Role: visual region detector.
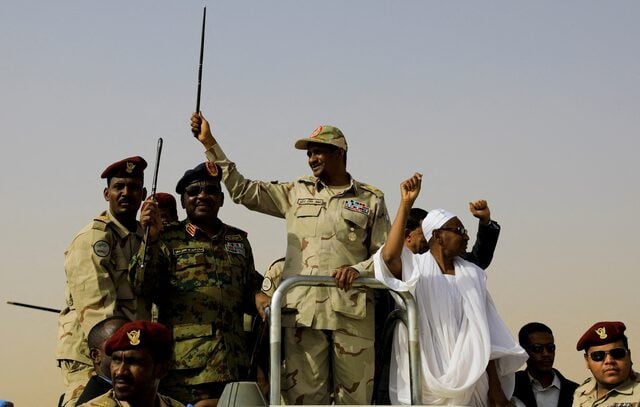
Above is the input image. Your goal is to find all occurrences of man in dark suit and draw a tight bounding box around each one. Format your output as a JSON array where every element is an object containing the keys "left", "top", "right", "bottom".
[{"left": 513, "top": 322, "right": 578, "bottom": 407}]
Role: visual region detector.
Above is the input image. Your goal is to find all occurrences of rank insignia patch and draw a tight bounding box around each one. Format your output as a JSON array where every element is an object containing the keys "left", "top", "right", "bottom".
[
  {"left": 127, "top": 329, "right": 141, "bottom": 346},
  {"left": 344, "top": 199, "right": 370, "bottom": 215}
]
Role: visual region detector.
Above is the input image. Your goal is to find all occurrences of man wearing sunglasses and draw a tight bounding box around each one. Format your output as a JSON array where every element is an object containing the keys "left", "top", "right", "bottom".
[
  {"left": 512, "top": 322, "right": 578, "bottom": 407},
  {"left": 143, "top": 162, "right": 263, "bottom": 406},
  {"left": 574, "top": 321, "right": 639, "bottom": 407}
]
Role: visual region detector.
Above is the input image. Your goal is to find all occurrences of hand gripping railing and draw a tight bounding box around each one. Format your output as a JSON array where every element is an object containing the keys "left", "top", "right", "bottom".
[{"left": 269, "top": 275, "right": 420, "bottom": 405}]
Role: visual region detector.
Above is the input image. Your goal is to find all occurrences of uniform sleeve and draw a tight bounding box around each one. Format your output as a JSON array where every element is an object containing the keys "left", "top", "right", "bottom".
[
  {"left": 64, "top": 227, "right": 118, "bottom": 336},
  {"left": 205, "top": 143, "right": 293, "bottom": 218},
  {"left": 242, "top": 238, "right": 262, "bottom": 316},
  {"left": 463, "top": 220, "right": 500, "bottom": 270},
  {"left": 350, "top": 195, "right": 391, "bottom": 277},
  {"left": 130, "top": 240, "right": 171, "bottom": 305}
]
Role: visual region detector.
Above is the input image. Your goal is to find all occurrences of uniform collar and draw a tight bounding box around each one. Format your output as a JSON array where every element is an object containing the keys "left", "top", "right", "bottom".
[
  {"left": 581, "top": 371, "right": 638, "bottom": 397},
  {"left": 105, "top": 209, "right": 143, "bottom": 239},
  {"left": 185, "top": 220, "right": 225, "bottom": 240},
  {"left": 302, "top": 173, "right": 358, "bottom": 194}
]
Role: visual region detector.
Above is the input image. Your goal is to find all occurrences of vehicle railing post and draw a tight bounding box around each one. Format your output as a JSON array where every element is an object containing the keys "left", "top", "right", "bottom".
[{"left": 269, "top": 275, "right": 420, "bottom": 406}]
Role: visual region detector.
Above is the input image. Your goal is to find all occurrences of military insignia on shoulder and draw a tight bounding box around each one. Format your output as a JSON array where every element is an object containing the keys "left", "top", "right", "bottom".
[
  {"left": 225, "top": 242, "right": 245, "bottom": 257},
  {"left": 127, "top": 329, "right": 141, "bottom": 345},
  {"left": 126, "top": 161, "right": 136, "bottom": 174},
  {"left": 225, "top": 234, "right": 244, "bottom": 242},
  {"left": 360, "top": 183, "right": 383, "bottom": 197},
  {"left": 185, "top": 223, "right": 197, "bottom": 237},
  {"left": 93, "top": 240, "right": 111, "bottom": 257},
  {"left": 344, "top": 199, "right": 370, "bottom": 215},
  {"left": 595, "top": 327, "right": 607, "bottom": 339},
  {"left": 261, "top": 277, "right": 273, "bottom": 292}
]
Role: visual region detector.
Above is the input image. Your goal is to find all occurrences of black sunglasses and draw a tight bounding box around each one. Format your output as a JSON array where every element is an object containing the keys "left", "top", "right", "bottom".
[
  {"left": 437, "top": 226, "right": 468, "bottom": 236},
  {"left": 588, "top": 348, "right": 628, "bottom": 362},
  {"left": 184, "top": 184, "right": 222, "bottom": 197},
  {"left": 527, "top": 343, "right": 556, "bottom": 354}
]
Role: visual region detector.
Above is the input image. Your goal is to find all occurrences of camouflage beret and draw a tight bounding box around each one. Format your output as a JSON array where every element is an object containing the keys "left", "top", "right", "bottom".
[
  {"left": 176, "top": 162, "right": 222, "bottom": 194},
  {"left": 154, "top": 192, "right": 177, "bottom": 210},
  {"left": 104, "top": 320, "right": 173, "bottom": 361},
  {"left": 576, "top": 321, "right": 627, "bottom": 351},
  {"left": 294, "top": 125, "right": 348, "bottom": 152},
  {"left": 101, "top": 156, "right": 147, "bottom": 179}
]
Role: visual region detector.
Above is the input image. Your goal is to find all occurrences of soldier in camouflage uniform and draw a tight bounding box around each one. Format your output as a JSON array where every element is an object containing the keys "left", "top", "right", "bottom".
[
  {"left": 149, "top": 162, "right": 262, "bottom": 405},
  {"left": 56, "top": 156, "right": 161, "bottom": 407},
  {"left": 191, "top": 113, "right": 391, "bottom": 405}
]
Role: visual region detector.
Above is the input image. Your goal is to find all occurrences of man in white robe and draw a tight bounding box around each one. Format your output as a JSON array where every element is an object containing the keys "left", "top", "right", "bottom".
[{"left": 374, "top": 173, "right": 527, "bottom": 406}]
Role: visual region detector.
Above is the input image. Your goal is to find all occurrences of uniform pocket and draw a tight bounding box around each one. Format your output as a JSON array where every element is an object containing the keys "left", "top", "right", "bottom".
[
  {"left": 293, "top": 204, "right": 322, "bottom": 237},
  {"left": 172, "top": 323, "right": 219, "bottom": 370}
]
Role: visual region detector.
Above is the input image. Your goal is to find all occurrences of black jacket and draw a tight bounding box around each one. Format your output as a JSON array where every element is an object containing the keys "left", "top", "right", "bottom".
[{"left": 513, "top": 369, "right": 579, "bottom": 407}]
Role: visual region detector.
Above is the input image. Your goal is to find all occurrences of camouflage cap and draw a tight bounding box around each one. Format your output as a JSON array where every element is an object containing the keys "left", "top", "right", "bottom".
[
  {"left": 104, "top": 320, "right": 173, "bottom": 361},
  {"left": 576, "top": 321, "right": 627, "bottom": 351},
  {"left": 176, "top": 162, "right": 222, "bottom": 194},
  {"left": 294, "top": 125, "right": 348, "bottom": 152},
  {"left": 100, "top": 156, "right": 147, "bottom": 179}
]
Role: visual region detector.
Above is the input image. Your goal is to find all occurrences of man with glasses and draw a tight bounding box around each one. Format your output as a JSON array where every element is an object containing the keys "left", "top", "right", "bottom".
[
  {"left": 145, "top": 162, "right": 262, "bottom": 406},
  {"left": 574, "top": 321, "right": 639, "bottom": 407},
  {"left": 374, "top": 173, "right": 527, "bottom": 405},
  {"left": 512, "top": 322, "right": 578, "bottom": 407}
]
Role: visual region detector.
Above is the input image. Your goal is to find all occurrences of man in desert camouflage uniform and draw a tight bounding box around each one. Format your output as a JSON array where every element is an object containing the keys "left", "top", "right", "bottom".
[
  {"left": 56, "top": 156, "right": 161, "bottom": 406},
  {"left": 150, "top": 162, "right": 262, "bottom": 405},
  {"left": 191, "top": 113, "right": 390, "bottom": 405}
]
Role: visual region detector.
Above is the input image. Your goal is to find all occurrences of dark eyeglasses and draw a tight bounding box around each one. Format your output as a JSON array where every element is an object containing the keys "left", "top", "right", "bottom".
[
  {"left": 527, "top": 343, "right": 556, "bottom": 354},
  {"left": 588, "top": 348, "right": 628, "bottom": 362},
  {"left": 184, "top": 184, "right": 222, "bottom": 197},
  {"left": 438, "top": 226, "right": 468, "bottom": 236}
]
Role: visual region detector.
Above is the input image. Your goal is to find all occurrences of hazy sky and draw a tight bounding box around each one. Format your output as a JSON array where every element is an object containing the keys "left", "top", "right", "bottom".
[{"left": 1, "top": 1, "right": 639, "bottom": 404}]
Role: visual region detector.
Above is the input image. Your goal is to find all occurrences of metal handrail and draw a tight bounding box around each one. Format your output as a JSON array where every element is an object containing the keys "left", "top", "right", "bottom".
[{"left": 269, "top": 276, "right": 420, "bottom": 405}]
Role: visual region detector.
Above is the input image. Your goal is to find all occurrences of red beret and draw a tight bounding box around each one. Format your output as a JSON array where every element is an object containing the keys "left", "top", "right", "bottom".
[
  {"left": 154, "top": 192, "right": 177, "bottom": 210},
  {"left": 104, "top": 320, "right": 172, "bottom": 361},
  {"left": 101, "top": 156, "right": 147, "bottom": 179},
  {"left": 576, "top": 321, "right": 627, "bottom": 351}
]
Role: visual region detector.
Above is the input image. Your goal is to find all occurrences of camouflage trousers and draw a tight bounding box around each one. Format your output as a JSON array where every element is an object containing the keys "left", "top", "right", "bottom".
[
  {"left": 59, "top": 359, "right": 93, "bottom": 407},
  {"left": 282, "top": 327, "right": 374, "bottom": 405}
]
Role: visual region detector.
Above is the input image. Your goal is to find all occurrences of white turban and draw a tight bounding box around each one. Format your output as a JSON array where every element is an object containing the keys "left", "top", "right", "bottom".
[{"left": 422, "top": 208, "right": 456, "bottom": 241}]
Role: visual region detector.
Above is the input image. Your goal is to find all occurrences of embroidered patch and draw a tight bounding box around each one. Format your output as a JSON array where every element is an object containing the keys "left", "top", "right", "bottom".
[
  {"left": 225, "top": 242, "right": 245, "bottom": 257},
  {"left": 297, "top": 198, "right": 324, "bottom": 206},
  {"left": 93, "top": 240, "right": 111, "bottom": 257},
  {"left": 310, "top": 126, "right": 323, "bottom": 138},
  {"left": 344, "top": 199, "right": 370, "bottom": 215},
  {"left": 261, "top": 277, "right": 272, "bottom": 292},
  {"left": 185, "top": 223, "right": 197, "bottom": 237},
  {"left": 174, "top": 247, "right": 205, "bottom": 256},
  {"left": 225, "top": 234, "right": 244, "bottom": 242}
]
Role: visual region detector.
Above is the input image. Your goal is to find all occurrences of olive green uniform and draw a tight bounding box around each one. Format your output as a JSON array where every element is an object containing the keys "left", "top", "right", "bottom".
[
  {"left": 56, "top": 210, "right": 153, "bottom": 406},
  {"left": 76, "top": 389, "right": 184, "bottom": 407},
  {"left": 573, "top": 372, "right": 640, "bottom": 407},
  {"left": 152, "top": 220, "right": 261, "bottom": 403},
  {"left": 206, "top": 144, "right": 390, "bottom": 404}
]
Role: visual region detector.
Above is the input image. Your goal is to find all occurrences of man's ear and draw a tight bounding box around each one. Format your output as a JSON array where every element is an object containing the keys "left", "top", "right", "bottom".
[
  {"left": 154, "top": 360, "right": 171, "bottom": 380},
  {"left": 103, "top": 187, "right": 109, "bottom": 202},
  {"left": 181, "top": 194, "right": 187, "bottom": 209},
  {"left": 90, "top": 348, "right": 102, "bottom": 365}
]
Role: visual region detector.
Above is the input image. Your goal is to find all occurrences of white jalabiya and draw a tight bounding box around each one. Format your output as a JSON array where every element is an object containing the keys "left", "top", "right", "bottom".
[{"left": 374, "top": 246, "right": 527, "bottom": 406}]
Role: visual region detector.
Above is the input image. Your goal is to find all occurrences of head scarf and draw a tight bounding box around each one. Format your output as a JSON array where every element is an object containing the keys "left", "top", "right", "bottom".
[{"left": 422, "top": 208, "right": 455, "bottom": 242}]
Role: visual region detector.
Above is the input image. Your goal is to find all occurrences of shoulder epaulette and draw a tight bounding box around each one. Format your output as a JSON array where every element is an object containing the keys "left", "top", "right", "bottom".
[
  {"left": 224, "top": 224, "right": 248, "bottom": 238},
  {"left": 359, "top": 182, "right": 384, "bottom": 198},
  {"left": 297, "top": 175, "right": 317, "bottom": 184},
  {"left": 268, "top": 257, "right": 286, "bottom": 269},
  {"left": 580, "top": 377, "right": 592, "bottom": 386},
  {"left": 91, "top": 215, "right": 112, "bottom": 231}
]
